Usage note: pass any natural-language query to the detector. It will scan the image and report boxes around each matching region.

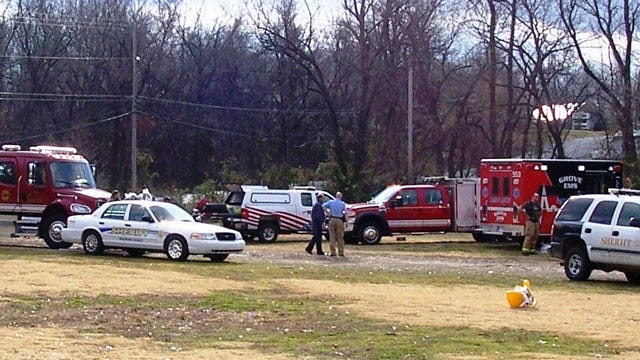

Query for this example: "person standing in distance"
[323,191,347,257]
[515,193,541,255]
[305,193,326,256]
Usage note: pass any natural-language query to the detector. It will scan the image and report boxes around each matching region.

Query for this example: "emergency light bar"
[29,145,78,155]
[1,144,21,151]
[609,188,640,196]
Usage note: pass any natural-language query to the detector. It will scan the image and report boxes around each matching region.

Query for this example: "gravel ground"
[0,225,626,282]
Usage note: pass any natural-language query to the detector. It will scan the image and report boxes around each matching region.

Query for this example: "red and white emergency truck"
[344,158,623,245]
[0,144,111,249]
[344,179,479,244]
[473,158,623,242]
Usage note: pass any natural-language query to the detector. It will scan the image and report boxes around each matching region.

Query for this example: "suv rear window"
[556,198,594,221]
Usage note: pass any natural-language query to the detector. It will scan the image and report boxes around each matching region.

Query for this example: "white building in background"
[570,111,602,131]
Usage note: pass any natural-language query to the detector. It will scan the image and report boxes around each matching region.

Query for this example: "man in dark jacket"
[305,193,326,255]
[517,193,541,255]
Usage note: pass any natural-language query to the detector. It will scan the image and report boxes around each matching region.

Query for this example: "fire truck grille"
[216,232,237,241]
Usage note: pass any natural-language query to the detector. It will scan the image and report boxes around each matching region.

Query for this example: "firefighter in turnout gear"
[515,193,541,255]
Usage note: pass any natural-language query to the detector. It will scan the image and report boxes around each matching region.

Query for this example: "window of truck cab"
[0,161,17,185]
[27,162,46,186]
[49,161,96,189]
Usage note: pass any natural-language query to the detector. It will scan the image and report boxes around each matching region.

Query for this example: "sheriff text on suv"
[550,189,640,283]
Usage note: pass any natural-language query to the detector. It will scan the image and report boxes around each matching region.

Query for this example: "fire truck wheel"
[357,222,381,245]
[43,214,73,249]
[207,254,229,262]
[258,223,278,243]
[165,235,190,261]
[82,230,104,255]
[564,246,592,281]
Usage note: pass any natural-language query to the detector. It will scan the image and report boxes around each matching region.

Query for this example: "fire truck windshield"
[50,161,97,189]
[369,186,400,204]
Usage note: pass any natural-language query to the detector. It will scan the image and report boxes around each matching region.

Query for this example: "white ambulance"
[214,185,334,243]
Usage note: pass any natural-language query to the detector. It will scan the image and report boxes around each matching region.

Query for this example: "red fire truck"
[472,158,623,243]
[344,158,622,245]
[0,145,111,248]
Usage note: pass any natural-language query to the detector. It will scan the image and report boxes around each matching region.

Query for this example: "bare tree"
[514,0,584,158]
[254,0,382,197]
[559,0,639,163]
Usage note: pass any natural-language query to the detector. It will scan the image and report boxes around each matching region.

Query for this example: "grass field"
[0,234,638,359]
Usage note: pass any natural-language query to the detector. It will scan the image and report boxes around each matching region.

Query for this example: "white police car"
[60,200,245,262]
[550,189,640,282]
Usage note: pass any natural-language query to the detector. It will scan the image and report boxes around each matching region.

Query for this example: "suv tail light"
[241,208,249,219]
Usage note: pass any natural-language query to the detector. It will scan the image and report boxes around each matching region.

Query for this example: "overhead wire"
[138,110,286,142]
[0,13,353,133]
[1,112,130,143]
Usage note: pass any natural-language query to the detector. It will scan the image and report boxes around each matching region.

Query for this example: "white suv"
[550,189,640,282]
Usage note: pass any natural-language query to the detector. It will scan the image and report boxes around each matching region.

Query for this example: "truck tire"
[242,232,256,242]
[43,214,73,249]
[258,223,278,243]
[472,232,487,242]
[357,222,381,245]
[564,246,592,281]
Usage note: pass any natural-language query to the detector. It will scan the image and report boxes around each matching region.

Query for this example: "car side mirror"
[393,195,403,208]
[630,217,640,228]
[141,215,154,223]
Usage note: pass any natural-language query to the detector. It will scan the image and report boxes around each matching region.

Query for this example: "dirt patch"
[281,279,640,345]
[0,235,638,358]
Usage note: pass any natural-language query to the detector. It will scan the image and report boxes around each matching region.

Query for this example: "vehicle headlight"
[190,233,216,240]
[70,203,92,214]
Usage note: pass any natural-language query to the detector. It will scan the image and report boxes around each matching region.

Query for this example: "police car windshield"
[369,186,400,203]
[50,161,96,189]
[149,203,194,223]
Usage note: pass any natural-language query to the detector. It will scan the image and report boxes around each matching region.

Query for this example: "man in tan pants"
[322,191,347,257]
[517,193,541,255]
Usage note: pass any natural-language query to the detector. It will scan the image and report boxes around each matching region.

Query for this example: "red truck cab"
[345,184,453,244]
[0,145,111,248]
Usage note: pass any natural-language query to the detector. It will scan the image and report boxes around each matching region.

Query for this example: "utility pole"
[407,59,414,182]
[131,25,138,191]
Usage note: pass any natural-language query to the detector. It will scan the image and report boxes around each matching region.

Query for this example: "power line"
[138,96,354,115]
[0,55,130,61]
[0,91,129,101]
[1,112,129,143]
[140,111,286,142]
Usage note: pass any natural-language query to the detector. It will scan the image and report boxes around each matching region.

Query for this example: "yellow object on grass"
[506,279,536,308]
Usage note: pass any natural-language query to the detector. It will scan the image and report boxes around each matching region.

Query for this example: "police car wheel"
[208,254,229,262]
[43,214,73,249]
[82,230,104,255]
[165,235,189,261]
[564,246,592,281]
